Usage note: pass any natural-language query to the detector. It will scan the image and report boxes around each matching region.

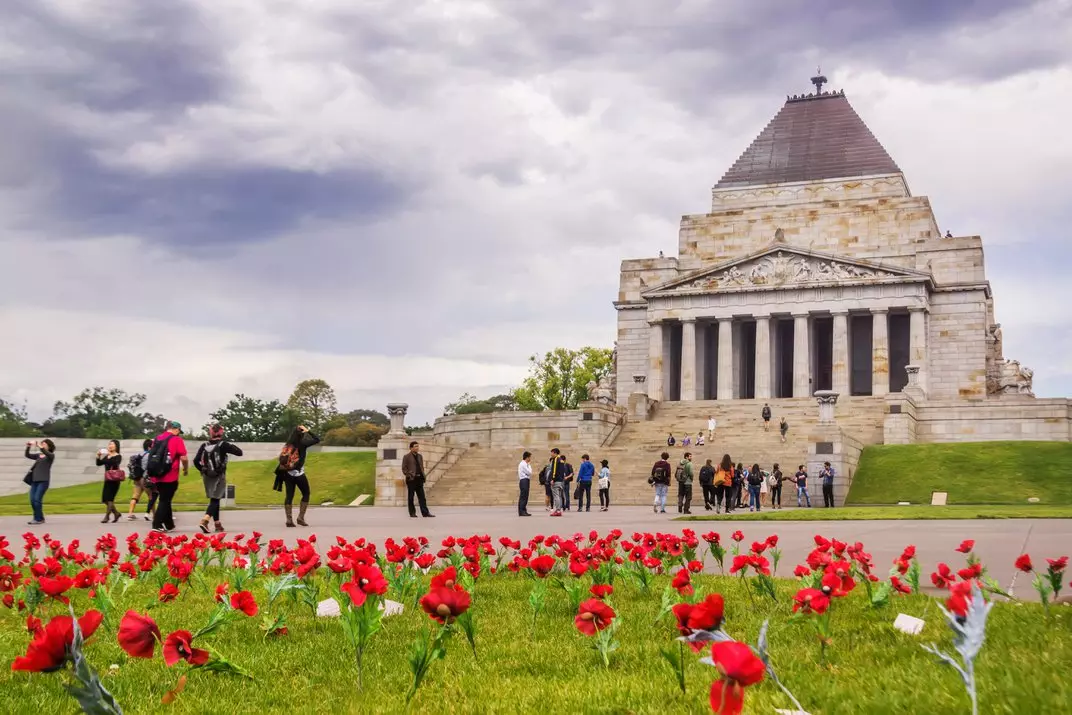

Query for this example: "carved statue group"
[585,342,619,405]
[697,251,893,290]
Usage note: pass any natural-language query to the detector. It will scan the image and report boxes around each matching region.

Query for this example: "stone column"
[754,315,772,399]
[909,308,927,392]
[831,311,850,395]
[815,390,839,424]
[793,313,810,397]
[680,318,697,401]
[647,321,664,402]
[386,403,408,436]
[717,318,734,400]
[871,308,889,397]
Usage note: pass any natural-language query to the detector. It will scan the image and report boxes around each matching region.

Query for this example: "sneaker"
[143,515,152,521]
[550,510,562,517]
[27,520,44,526]
[653,505,658,513]
[127,514,137,521]
[659,509,667,514]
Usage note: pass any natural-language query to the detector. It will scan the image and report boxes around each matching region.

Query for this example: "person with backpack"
[698,458,715,511]
[714,454,734,514]
[147,421,188,533]
[24,439,55,526]
[96,440,124,524]
[125,438,153,521]
[769,463,784,510]
[575,454,594,512]
[276,425,321,527]
[597,459,611,512]
[747,462,764,512]
[761,403,772,431]
[649,452,672,514]
[675,452,694,514]
[540,448,560,511]
[821,461,837,508]
[194,424,244,533]
[547,453,568,517]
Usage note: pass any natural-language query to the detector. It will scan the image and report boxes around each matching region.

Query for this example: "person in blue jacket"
[575,454,595,512]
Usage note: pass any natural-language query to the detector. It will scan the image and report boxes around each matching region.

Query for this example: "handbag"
[23,470,34,486]
[105,469,127,482]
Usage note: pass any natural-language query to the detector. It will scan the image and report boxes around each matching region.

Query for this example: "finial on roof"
[810,66,827,94]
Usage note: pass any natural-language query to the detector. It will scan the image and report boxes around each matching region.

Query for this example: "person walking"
[761,403,772,431]
[794,464,811,508]
[675,452,694,514]
[276,425,321,526]
[597,459,611,511]
[561,454,575,511]
[707,416,716,442]
[747,463,763,512]
[650,452,672,514]
[24,439,55,525]
[698,458,715,510]
[149,421,188,533]
[733,463,746,509]
[715,454,734,514]
[769,463,783,510]
[399,439,434,520]
[96,440,124,524]
[779,417,789,443]
[576,454,594,512]
[517,451,533,517]
[548,453,568,517]
[193,425,243,533]
[821,461,837,508]
[125,438,152,521]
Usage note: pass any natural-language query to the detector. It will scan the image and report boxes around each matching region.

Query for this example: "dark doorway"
[775,319,794,398]
[704,324,720,399]
[813,317,833,391]
[889,313,910,393]
[738,321,756,399]
[668,323,682,401]
[850,314,873,396]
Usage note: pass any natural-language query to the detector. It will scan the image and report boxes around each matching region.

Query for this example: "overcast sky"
[2,0,1070,429]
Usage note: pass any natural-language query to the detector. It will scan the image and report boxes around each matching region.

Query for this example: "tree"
[286,379,338,433]
[443,392,519,415]
[207,394,286,442]
[322,422,388,447]
[0,398,35,437]
[343,409,390,428]
[43,387,159,439]
[512,346,613,411]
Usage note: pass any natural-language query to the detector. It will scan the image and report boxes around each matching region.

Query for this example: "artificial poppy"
[792,588,829,615]
[117,611,161,659]
[530,555,555,578]
[931,563,955,589]
[162,630,210,667]
[230,590,258,617]
[11,610,102,672]
[158,583,179,602]
[420,586,471,624]
[1015,554,1033,573]
[672,568,694,596]
[946,580,974,618]
[214,582,229,603]
[955,540,975,553]
[1048,556,1068,573]
[37,575,74,603]
[590,584,613,600]
[574,598,615,636]
[687,594,725,633]
[707,640,765,715]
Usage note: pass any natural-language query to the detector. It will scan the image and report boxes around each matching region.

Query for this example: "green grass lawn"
[679,504,1072,522]
[1,570,1068,714]
[0,452,376,515]
[847,441,1072,506]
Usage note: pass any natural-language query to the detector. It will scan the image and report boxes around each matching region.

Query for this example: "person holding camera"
[24,439,55,525]
[276,424,320,527]
[96,440,124,524]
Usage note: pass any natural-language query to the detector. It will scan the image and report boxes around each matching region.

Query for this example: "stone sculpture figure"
[996,359,1034,396]
[587,376,615,405]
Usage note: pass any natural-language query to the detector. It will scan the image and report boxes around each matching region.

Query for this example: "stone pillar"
[793,313,810,397]
[831,311,849,395]
[909,308,927,392]
[754,315,771,399]
[647,321,664,402]
[815,390,839,424]
[871,308,889,397]
[386,403,408,435]
[717,318,734,400]
[695,322,707,400]
[681,318,697,401]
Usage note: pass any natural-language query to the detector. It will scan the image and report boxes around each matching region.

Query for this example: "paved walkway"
[3,507,1066,599]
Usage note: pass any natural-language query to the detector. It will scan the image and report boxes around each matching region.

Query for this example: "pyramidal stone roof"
[715,90,901,188]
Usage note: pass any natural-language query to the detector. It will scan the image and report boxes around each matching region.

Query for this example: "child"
[597,460,611,511]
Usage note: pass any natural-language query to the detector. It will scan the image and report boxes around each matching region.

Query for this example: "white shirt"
[708,418,716,430]
[518,460,532,480]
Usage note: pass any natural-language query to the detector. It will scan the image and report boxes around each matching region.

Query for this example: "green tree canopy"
[512,346,613,411]
[443,392,519,416]
[0,398,35,437]
[286,379,338,433]
[41,387,163,439]
[207,394,286,442]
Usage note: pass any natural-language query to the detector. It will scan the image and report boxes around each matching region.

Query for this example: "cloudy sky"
[1,0,1070,429]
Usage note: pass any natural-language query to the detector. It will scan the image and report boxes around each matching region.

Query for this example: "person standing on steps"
[96,440,124,524]
[276,425,321,527]
[761,403,772,431]
[779,417,789,443]
[769,464,783,510]
[715,454,734,514]
[517,451,533,517]
[400,439,435,520]
[194,424,243,533]
[707,415,716,442]
[666,433,676,447]
[25,439,55,525]
[149,421,188,533]
[696,431,705,446]
[699,458,715,511]
[597,459,611,511]
[650,452,672,514]
[576,454,594,512]
[794,464,811,508]
[821,461,837,508]
[747,463,764,512]
[675,452,694,514]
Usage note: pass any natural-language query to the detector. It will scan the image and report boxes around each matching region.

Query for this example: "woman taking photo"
[274,425,320,527]
[96,440,124,523]
[25,439,55,525]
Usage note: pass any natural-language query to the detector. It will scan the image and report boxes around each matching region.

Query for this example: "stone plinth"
[386,403,409,436]
[815,390,839,424]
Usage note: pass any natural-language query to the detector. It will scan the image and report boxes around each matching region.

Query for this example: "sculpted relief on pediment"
[685,252,898,291]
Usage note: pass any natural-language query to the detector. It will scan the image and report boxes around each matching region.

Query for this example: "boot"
[296,501,309,527]
[198,515,212,534]
[214,521,225,533]
[284,504,295,527]
[101,507,111,524]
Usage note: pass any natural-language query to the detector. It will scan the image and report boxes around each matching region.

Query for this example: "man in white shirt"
[707,416,716,441]
[517,451,533,517]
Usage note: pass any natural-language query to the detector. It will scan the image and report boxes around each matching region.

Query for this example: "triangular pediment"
[643,245,930,297]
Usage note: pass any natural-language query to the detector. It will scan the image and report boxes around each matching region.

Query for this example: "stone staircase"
[425,397,885,506]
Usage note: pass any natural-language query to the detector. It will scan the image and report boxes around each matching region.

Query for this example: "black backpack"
[201,442,226,478]
[674,464,688,484]
[145,435,173,478]
[127,454,145,480]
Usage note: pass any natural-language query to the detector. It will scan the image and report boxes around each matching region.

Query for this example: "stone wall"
[615,306,650,406]
[882,393,918,445]
[913,398,1072,442]
[375,436,462,508]
[807,427,864,506]
[709,174,911,211]
[431,405,625,449]
[927,289,989,400]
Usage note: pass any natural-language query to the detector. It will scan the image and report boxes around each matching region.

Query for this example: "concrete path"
[3,507,1067,600]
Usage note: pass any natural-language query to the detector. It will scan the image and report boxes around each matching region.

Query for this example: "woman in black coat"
[96,440,123,523]
[25,439,55,525]
[275,425,320,528]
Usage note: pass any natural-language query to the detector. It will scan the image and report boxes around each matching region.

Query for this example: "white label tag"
[775,710,811,715]
[893,613,925,635]
[380,599,405,617]
[315,598,341,618]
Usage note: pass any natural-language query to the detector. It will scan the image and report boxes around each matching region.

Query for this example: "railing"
[422,447,466,490]
[600,414,627,448]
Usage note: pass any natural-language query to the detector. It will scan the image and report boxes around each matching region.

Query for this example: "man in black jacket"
[401,441,435,519]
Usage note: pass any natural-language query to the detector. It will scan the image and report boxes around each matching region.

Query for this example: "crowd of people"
[20,422,322,531]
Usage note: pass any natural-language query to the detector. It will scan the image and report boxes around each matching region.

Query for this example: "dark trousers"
[701,483,715,508]
[823,484,835,508]
[407,480,431,517]
[713,484,726,510]
[576,481,592,510]
[563,481,572,509]
[598,487,609,508]
[677,483,693,513]
[771,484,782,508]
[152,481,178,530]
[284,474,311,505]
[29,481,48,522]
[518,479,530,515]
[205,498,220,520]
[146,488,158,514]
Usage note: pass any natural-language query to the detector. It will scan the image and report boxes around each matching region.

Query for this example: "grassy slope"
[0,452,376,515]
[847,442,1072,506]
[0,572,1069,714]
[679,504,1072,522]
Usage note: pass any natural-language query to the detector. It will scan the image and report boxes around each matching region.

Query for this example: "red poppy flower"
[891,576,912,594]
[730,531,744,543]
[420,586,472,624]
[687,593,725,632]
[946,580,974,618]
[729,555,750,575]
[1015,554,1033,572]
[931,563,955,589]
[901,545,916,560]
[327,557,352,574]
[765,534,779,548]
[687,560,703,573]
[72,569,102,589]
[158,583,179,602]
[415,553,436,569]
[793,564,811,578]
[163,630,210,667]
[590,584,613,600]
[569,559,589,578]
[955,540,975,553]
[37,575,74,603]
[792,588,830,615]
[822,561,856,596]
[230,590,258,617]
[708,640,765,714]
[530,554,555,578]
[710,679,746,715]
[1047,556,1068,573]
[430,565,458,590]
[214,582,229,603]
[12,610,103,672]
[117,610,161,659]
[672,568,694,596]
[957,563,983,581]
[574,598,615,636]
[26,615,43,638]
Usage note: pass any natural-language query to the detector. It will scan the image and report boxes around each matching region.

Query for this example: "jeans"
[29,481,48,522]
[771,484,782,508]
[407,480,431,516]
[823,484,835,508]
[748,485,761,511]
[284,474,311,505]
[152,481,179,530]
[563,481,572,510]
[551,482,565,511]
[598,487,610,508]
[518,479,530,515]
[797,486,811,507]
[677,483,693,513]
[653,483,668,511]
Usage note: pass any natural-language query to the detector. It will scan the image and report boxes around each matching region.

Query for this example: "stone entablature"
[710,173,911,211]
